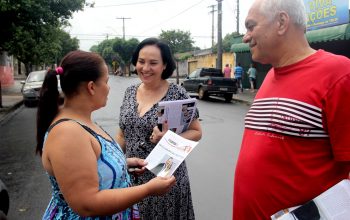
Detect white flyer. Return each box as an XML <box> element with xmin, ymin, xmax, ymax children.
<box><xmin>145</xmin><ymin>130</ymin><xmax>199</xmax><ymax>177</ymax></box>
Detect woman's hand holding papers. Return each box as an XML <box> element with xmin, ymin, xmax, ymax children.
<box><xmin>150</xmin><ymin>121</ymin><xmax>168</xmax><ymax>144</ymax></box>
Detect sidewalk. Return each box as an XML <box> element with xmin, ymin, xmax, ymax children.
<box><xmin>231</xmin><ymin>89</ymin><xmax>256</xmax><ymax>105</ymax></box>
<box><xmin>0</xmin><ymin>77</ymin><xmax>25</xmax><ymax>123</ymax></box>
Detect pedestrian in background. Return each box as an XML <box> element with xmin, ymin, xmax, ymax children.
<box><xmin>247</xmin><ymin>63</ymin><xmax>257</xmax><ymax>92</ymax></box>
<box><xmin>223</xmin><ymin>63</ymin><xmax>231</xmax><ymax>78</ymax></box>
<box><xmin>234</xmin><ymin>63</ymin><xmax>244</xmax><ymax>92</ymax></box>
<box><xmin>233</xmin><ymin>0</ymin><xmax>350</xmax><ymax>219</ymax></box>
<box><xmin>116</xmin><ymin>38</ymin><xmax>202</xmax><ymax>220</ymax></box>
<box><xmin>36</xmin><ymin>50</ymin><xmax>175</xmax><ymax>219</ymax></box>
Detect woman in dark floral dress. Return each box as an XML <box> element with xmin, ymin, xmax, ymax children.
<box><xmin>117</xmin><ymin>38</ymin><xmax>202</xmax><ymax>220</ymax></box>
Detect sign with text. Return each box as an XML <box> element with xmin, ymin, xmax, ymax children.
<box><xmin>304</xmin><ymin>0</ymin><xmax>349</xmax><ymax>30</ymax></box>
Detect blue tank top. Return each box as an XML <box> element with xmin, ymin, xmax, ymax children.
<box><xmin>42</xmin><ymin>119</ymin><xmax>139</xmax><ymax>220</ymax></box>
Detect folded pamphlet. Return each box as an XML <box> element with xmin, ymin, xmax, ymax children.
<box><xmin>145</xmin><ymin>130</ymin><xmax>198</xmax><ymax>177</ymax></box>
<box><xmin>271</xmin><ymin>179</ymin><xmax>350</xmax><ymax>220</ymax></box>
<box><xmin>157</xmin><ymin>98</ymin><xmax>197</xmax><ymax>134</ymax></box>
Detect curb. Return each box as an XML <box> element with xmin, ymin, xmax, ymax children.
<box><xmin>231</xmin><ymin>97</ymin><xmax>252</xmax><ymax>105</ymax></box>
<box><xmin>0</xmin><ymin>100</ymin><xmax>23</xmax><ymax>126</ymax></box>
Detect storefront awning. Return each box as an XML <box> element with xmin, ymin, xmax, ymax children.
<box><xmin>231</xmin><ymin>42</ymin><xmax>249</xmax><ymax>53</ymax></box>
<box><xmin>306</xmin><ymin>23</ymin><xmax>350</xmax><ymax>43</ymax></box>
<box><xmin>231</xmin><ymin>23</ymin><xmax>350</xmax><ymax>53</ymax></box>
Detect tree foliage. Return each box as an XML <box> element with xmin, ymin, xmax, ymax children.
<box><xmin>212</xmin><ymin>32</ymin><xmax>242</xmax><ymax>53</ymax></box>
<box><xmin>159</xmin><ymin>29</ymin><xmax>195</xmax><ymax>54</ymax></box>
<box><xmin>0</xmin><ymin>0</ymin><xmax>88</xmax><ymax>73</ymax></box>
<box><xmin>56</xmin><ymin>30</ymin><xmax>80</xmax><ymax>63</ymax></box>
<box><xmin>90</xmin><ymin>38</ymin><xmax>123</xmax><ymax>73</ymax></box>
<box><xmin>112</xmin><ymin>38</ymin><xmax>139</xmax><ymax>74</ymax></box>
<box><xmin>91</xmin><ymin>37</ymin><xmax>140</xmax><ymax>75</ymax></box>
<box><xmin>112</xmin><ymin>38</ymin><xmax>139</xmax><ymax>65</ymax></box>
<box><xmin>223</xmin><ymin>32</ymin><xmax>242</xmax><ymax>52</ymax></box>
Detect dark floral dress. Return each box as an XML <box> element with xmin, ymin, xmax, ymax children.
<box><xmin>119</xmin><ymin>83</ymin><xmax>198</xmax><ymax>220</ymax></box>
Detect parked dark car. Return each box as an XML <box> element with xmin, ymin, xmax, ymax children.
<box><xmin>181</xmin><ymin>68</ymin><xmax>237</xmax><ymax>102</ymax></box>
<box><xmin>21</xmin><ymin>70</ymin><xmax>63</xmax><ymax>107</ymax></box>
<box><xmin>0</xmin><ymin>179</ymin><xmax>9</xmax><ymax>218</ymax></box>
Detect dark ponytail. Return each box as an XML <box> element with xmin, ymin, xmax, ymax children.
<box><xmin>35</xmin><ymin>50</ymin><xmax>106</xmax><ymax>156</ymax></box>
<box><xmin>36</xmin><ymin>69</ymin><xmax>60</xmax><ymax>155</ymax></box>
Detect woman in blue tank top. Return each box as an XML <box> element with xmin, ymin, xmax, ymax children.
<box><xmin>36</xmin><ymin>50</ymin><xmax>175</xmax><ymax>219</ymax></box>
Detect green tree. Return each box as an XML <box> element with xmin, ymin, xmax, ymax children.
<box><xmin>159</xmin><ymin>30</ymin><xmax>195</xmax><ymax>53</ymax></box>
<box><xmin>0</xmin><ymin>0</ymin><xmax>88</xmax><ymax>74</ymax></box>
<box><xmin>112</xmin><ymin>38</ymin><xmax>139</xmax><ymax>75</ymax></box>
<box><xmin>10</xmin><ymin>24</ymin><xmax>59</xmax><ymax>73</ymax></box>
<box><xmin>212</xmin><ymin>32</ymin><xmax>242</xmax><ymax>53</ymax></box>
<box><xmin>90</xmin><ymin>39</ymin><xmax>122</xmax><ymax>73</ymax></box>
<box><xmin>26</xmin><ymin>27</ymin><xmax>78</xmax><ymax>69</ymax></box>
<box><xmin>10</xmin><ymin>24</ymin><xmax>79</xmax><ymax>74</ymax></box>
<box><xmin>223</xmin><ymin>32</ymin><xmax>242</xmax><ymax>52</ymax></box>
<box><xmin>56</xmin><ymin>30</ymin><xmax>80</xmax><ymax>63</ymax></box>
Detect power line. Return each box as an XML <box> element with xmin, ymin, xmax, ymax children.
<box><xmin>137</xmin><ymin>0</ymin><xmax>206</xmax><ymax>35</ymax></box>
<box><xmin>94</xmin><ymin>0</ymin><xmax>167</xmax><ymax>8</ymax></box>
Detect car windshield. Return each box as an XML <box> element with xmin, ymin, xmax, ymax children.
<box><xmin>27</xmin><ymin>71</ymin><xmax>46</xmax><ymax>82</ymax></box>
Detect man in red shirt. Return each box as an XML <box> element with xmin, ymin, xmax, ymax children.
<box><xmin>233</xmin><ymin>0</ymin><xmax>350</xmax><ymax>219</ymax></box>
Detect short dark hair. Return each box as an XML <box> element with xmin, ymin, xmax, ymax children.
<box><xmin>131</xmin><ymin>38</ymin><xmax>176</xmax><ymax>79</ymax></box>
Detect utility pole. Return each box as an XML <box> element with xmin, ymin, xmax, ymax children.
<box><xmin>236</xmin><ymin>0</ymin><xmax>240</xmax><ymax>33</ymax></box>
<box><xmin>216</xmin><ymin>0</ymin><xmax>223</xmax><ymax>70</ymax></box>
<box><xmin>208</xmin><ymin>5</ymin><xmax>217</xmax><ymax>48</ymax></box>
<box><xmin>116</xmin><ymin>17</ymin><xmax>131</xmax><ymax>40</ymax></box>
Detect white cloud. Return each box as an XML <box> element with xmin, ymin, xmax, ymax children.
<box><xmin>65</xmin><ymin>0</ymin><xmax>254</xmax><ymax>51</ymax></box>
<box><xmin>66</xmin><ymin>0</ymin><xmax>350</xmax><ymax>51</ymax></box>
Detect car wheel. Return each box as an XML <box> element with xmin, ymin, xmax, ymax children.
<box><xmin>24</xmin><ymin>100</ymin><xmax>31</xmax><ymax>107</ymax></box>
<box><xmin>198</xmin><ymin>87</ymin><xmax>208</xmax><ymax>100</ymax></box>
<box><xmin>224</xmin><ymin>93</ymin><xmax>233</xmax><ymax>102</ymax></box>
<box><xmin>0</xmin><ymin>179</ymin><xmax>9</xmax><ymax>216</ymax></box>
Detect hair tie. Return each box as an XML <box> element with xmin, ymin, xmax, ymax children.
<box><xmin>56</xmin><ymin>66</ymin><xmax>63</xmax><ymax>75</ymax></box>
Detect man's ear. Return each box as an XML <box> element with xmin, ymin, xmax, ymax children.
<box><xmin>87</xmin><ymin>81</ymin><xmax>95</xmax><ymax>95</ymax></box>
<box><xmin>276</xmin><ymin>11</ymin><xmax>289</xmax><ymax>35</ymax></box>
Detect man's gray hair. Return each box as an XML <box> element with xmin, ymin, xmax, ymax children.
<box><xmin>259</xmin><ymin>0</ymin><xmax>307</xmax><ymax>29</ymax></box>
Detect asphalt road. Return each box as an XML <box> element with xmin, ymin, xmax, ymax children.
<box><xmin>0</xmin><ymin>75</ymin><xmax>250</xmax><ymax>219</ymax></box>
<box><xmin>0</xmin><ymin>106</ymin><xmax>51</xmax><ymax>219</ymax></box>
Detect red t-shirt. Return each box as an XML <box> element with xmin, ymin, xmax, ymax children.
<box><xmin>233</xmin><ymin>50</ymin><xmax>350</xmax><ymax>220</ymax></box>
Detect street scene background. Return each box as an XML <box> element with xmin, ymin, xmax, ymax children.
<box><xmin>0</xmin><ymin>76</ymin><xmax>250</xmax><ymax>219</ymax></box>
